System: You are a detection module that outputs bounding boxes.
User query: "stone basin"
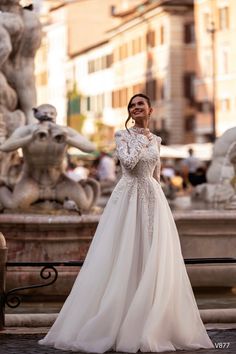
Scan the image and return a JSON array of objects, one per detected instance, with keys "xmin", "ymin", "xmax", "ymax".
[{"xmin": 1, "ymin": 209, "xmax": 236, "ymax": 298}]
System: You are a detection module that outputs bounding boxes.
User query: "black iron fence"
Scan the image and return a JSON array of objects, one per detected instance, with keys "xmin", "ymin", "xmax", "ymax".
[{"xmin": 0, "ymin": 235, "xmax": 236, "ymax": 330}]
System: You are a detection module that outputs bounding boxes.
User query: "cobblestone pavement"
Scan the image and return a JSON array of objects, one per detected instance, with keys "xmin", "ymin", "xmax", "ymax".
[{"xmin": 0, "ymin": 330, "xmax": 236, "ymax": 354}]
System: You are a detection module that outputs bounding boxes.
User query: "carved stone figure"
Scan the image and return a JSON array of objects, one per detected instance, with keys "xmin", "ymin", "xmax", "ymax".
[
  {"xmin": 0, "ymin": 0, "xmax": 42, "ymax": 123},
  {"xmin": 0, "ymin": 104, "xmax": 100, "ymax": 212},
  {"xmin": 195, "ymin": 127, "xmax": 236, "ymax": 204},
  {"xmin": 0, "ymin": 1, "xmax": 42, "ymax": 186}
]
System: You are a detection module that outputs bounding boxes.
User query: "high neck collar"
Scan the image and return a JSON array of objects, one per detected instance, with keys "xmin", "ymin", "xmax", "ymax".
[{"xmin": 131, "ymin": 126, "xmax": 150, "ymax": 134}]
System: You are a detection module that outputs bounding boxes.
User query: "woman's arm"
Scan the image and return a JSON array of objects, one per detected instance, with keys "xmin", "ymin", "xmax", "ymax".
[{"xmin": 115, "ymin": 130, "xmax": 149, "ymax": 170}]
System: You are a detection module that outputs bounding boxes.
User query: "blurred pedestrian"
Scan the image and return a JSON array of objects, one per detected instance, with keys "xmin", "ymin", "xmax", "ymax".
[
  {"xmin": 181, "ymin": 148, "xmax": 200, "ymax": 187},
  {"xmin": 97, "ymin": 151, "xmax": 116, "ymax": 184},
  {"xmin": 66, "ymin": 160, "xmax": 89, "ymax": 182}
]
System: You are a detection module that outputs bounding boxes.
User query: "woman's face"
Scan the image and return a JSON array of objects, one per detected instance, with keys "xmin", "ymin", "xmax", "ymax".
[{"xmin": 128, "ymin": 96, "xmax": 152, "ymax": 124}]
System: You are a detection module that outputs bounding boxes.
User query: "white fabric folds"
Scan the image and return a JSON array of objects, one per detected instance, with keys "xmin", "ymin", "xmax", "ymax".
[{"xmin": 39, "ymin": 129, "xmax": 214, "ymax": 352}]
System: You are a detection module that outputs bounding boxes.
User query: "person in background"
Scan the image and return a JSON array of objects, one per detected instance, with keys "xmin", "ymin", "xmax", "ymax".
[
  {"xmin": 97, "ymin": 151, "xmax": 116, "ymax": 185},
  {"xmin": 181, "ymin": 148, "xmax": 200, "ymax": 188},
  {"xmin": 171, "ymin": 170, "xmax": 184, "ymax": 191},
  {"xmin": 66, "ymin": 160, "xmax": 89, "ymax": 182}
]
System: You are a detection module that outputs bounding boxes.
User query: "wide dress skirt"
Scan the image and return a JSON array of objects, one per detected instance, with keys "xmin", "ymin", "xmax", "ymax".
[{"xmin": 39, "ymin": 169, "xmax": 214, "ymax": 352}]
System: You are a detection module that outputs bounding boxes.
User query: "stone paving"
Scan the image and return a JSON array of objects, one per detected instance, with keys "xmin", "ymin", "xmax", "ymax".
[{"xmin": 0, "ymin": 329, "xmax": 236, "ymax": 354}]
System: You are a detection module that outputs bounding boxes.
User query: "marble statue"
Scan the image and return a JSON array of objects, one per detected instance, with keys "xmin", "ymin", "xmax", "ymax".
[
  {"xmin": 0, "ymin": 0, "xmax": 42, "ymax": 186},
  {"xmin": 0, "ymin": 104, "xmax": 100, "ymax": 212},
  {"xmin": 195, "ymin": 127, "xmax": 236, "ymax": 204},
  {"xmin": 0, "ymin": 0, "xmax": 42, "ymax": 123}
]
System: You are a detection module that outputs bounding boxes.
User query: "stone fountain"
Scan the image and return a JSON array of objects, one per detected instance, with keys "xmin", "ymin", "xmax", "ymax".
[
  {"xmin": 0, "ymin": 1, "xmax": 101, "ymax": 298},
  {"xmin": 195, "ymin": 127, "xmax": 236, "ymax": 207},
  {"xmin": 0, "ymin": 1, "xmax": 235, "ymax": 303},
  {"xmin": 0, "ymin": 103, "xmax": 100, "ymax": 212}
]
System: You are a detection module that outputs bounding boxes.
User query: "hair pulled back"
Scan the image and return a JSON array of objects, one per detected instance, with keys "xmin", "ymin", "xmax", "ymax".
[{"xmin": 125, "ymin": 93, "xmax": 151, "ymax": 131}]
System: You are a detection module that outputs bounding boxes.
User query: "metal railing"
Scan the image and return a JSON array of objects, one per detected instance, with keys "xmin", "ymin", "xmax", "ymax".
[{"xmin": 0, "ymin": 233, "xmax": 236, "ymax": 330}]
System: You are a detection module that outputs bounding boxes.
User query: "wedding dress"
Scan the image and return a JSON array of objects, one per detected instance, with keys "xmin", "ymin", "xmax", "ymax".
[{"xmin": 39, "ymin": 127, "xmax": 214, "ymax": 353}]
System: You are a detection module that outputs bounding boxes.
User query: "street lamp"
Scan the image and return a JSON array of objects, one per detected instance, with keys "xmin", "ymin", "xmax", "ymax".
[{"xmin": 207, "ymin": 20, "xmax": 217, "ymax": 142}]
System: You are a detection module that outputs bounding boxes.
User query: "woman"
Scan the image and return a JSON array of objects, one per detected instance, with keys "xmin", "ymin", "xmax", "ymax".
[{"xmin": 39, "ymin": 94, "xmax": 214, "ymax": 352}]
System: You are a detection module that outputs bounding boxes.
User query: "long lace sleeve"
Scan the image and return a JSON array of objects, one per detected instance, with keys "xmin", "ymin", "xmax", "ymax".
[
  {"xmin": 115, "ymin": 130, "xmax": 149, "ymax": 170},
  {"xmin": 153, "ymin": 136, "xmax": 162, "ymax": 183}
]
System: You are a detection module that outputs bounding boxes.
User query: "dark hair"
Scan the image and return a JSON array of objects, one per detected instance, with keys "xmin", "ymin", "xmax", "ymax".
[{"xmin": 125, "ymin": 93, "xmax": 151, "ymax": 131}]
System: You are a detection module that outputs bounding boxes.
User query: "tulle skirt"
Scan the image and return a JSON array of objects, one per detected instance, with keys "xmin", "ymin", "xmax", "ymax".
[{"xmin": 39, "ymin": 177, "xmax": 214, "ymax": 352}]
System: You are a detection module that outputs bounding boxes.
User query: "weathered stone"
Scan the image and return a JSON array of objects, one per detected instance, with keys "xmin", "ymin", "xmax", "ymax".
[
  {"xmin": 0, "ymin": 105, "xmax": 100, "ymax": 211},
  {"xmin": 195, "ymin": 127, "xmax": 236, "ymax": 205},
  {"xmin": 0, "ymin": 1, "xmax": 42, "ymax": 186}
]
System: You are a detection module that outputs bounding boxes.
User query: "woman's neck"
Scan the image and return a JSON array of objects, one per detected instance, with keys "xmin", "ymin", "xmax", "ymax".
[
  {"xmin": 133, "ymin": 124, "xmax": 149, "ymax": 130},
  {"xmin": 132, "ymin": 126, "xmax": 150, "ymax": 134}
]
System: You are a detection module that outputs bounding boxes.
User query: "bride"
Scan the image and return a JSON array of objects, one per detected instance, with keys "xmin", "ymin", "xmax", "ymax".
[{"xmin": 39, "ymin": 93, "xmax": 214, "ymax": 353}]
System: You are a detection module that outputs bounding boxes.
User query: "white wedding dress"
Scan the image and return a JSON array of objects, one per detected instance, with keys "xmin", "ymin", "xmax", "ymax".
[{"xmin": 39, "ymin": 127, "xmax": 214, "ymax": 353}]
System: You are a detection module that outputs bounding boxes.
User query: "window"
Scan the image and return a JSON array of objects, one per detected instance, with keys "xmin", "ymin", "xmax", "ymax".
[
  {"xmin": 219, "ymin": 48, "xmax": 229, "ymax": 74},
  {"xmin": 145, "ymin": 79, "xmax": 156, "ymax": 101},
  {"xmin": 203, "ymin": 53, "xmax": 212, "ymax": 77},
  {"xmin": 159, "ymin": 78, "xmax": 165, "ymax": 100},
  {"xmin": 112, "ymin": 88, "xmax": 128, "ymax": 108},
  {"xmin": 120, "ymin": 88, "xmax": 127, "ymax": 107},
  {"xmin": 87, "ymin": 97, "xmax": 91, "ymax": 111},
  {"xmin": 88, "ymin": 60, "xmax": 95, "ymax": 74},
  {"xmin": 183, "ymin": 72, "xmax": 195, "ymax": 102},
  {"xmin": 118, "ymin": 46, "xmax": 122, "ymax": 60},
  {"xmin": 106, "ymin": 54, "xmax": 113, "ymax": 67},
  {"xmin": 132, "ymin": 83, "xmax": 143, "ymax": 95},
  {"xmin": 132, "ymin": 37, "xmax": 142, "ymax": 55},
  {"xmin": 160, "ymin": 25, "xmax": 165, "ymax": 45},
  {"xmin": 204, "ymin": 12, "xmax": 210, "ymax": 31},
  {"xmin": 146, "ymin": 30, "xmax": 156, "ymax": 48},
  {"xmin": 219, "ymin": 98, "xmax": 230, "ymax": 112},
  {"xmin": 101, "ymin": 56, "xmax": 106, "ymax": 70},
  {"xmin": 196, "ymin": 100, "xmax": 211, "ymax": 113},
  {"xmin": 88, "ymin": 54, "xmax": 113, "ymax": 72},
  {"xmin": 184, "ymin": 22, "xmax": 195, "ymax": 44},
  {"xmin": 119, "ymin": 44, "xmax": 128, "ymax": 60},
  {"xmin": 122, "ymin": 43, "xmax": 128, "ymax": 59},
  {"xmin": 96, "ymin": 94, "xmax": 104, "ymax": 113},
  {"xmin": 112, "ymin": 91, "xmax": 120, "ymax": 108},
  {"xmin": 202, "ymin": 101, "xmax": 211, "ymax": 113},
  {"xmin": 185, "ymin": 115, "xmax": 196, "ymax": 132},
  {"xmin": 94, "ymin": 58, "xmax": 100, "ymax": 71},
  {"xmin": 86, "ymin": 96, "xmax": 94, "ymax": 112},
  {"xmin": 218, "ymin": 6, "xmax": 229, "ymax": 30}
]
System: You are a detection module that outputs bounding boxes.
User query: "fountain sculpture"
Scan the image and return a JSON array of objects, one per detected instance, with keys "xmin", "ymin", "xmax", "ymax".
[
  {"xmin": 0, "ymin": 2, "xmax": 99, "ymax": 212},
  {"xmin": 0, "ymin": 0, "xmax": 42, "ymax": 186},
  {"xmin": 0, "ymin": 1, "xmax": 234, "ymax": 301},
  {"xmin": 0, "ymin": 104, "xmax": 100, "ymax": 212},
  {"xmin": 0, "ymin": 1, "xmax": 102, "ymax": 298},
  {"xmin": 195, "ymin": 127, "xmax": 236, "ymax": 207}
]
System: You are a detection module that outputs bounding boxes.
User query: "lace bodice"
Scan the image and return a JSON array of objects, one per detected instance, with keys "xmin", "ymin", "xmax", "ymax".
[{"xmin": 115, "ymin": 128, "xmax": 161, "ymax": 182}]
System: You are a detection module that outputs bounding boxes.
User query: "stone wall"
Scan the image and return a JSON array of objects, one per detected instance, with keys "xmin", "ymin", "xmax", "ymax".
[{"xmin": 2, "ymin": 210, "xmax": 236, "ymax": 298}]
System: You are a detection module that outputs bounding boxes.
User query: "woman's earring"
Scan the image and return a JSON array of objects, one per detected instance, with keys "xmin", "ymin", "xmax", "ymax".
[{"xmin": 132, "ymin": 119, "xmax": 134, "ymax": 124}]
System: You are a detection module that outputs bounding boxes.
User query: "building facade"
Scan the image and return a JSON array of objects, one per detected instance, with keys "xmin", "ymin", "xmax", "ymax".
[
  {"xmin": 194, "ymin": 0, "xmax": 236, "ymax": 141},
  {"xmin": 34, "ymin": 0, "xmax": 236, "ymax": 145},
  {"xmin": 35, "ymin": 0, "xmax": 122, "ymax": 126},
  {"xmin": 108, "ymin": 0, "xmax": 196, "ymax": 144},
  {"xmin": 66, "ymin": 1, "xmax": 196, "ymax": 144},
  {"xmin": 35, "ymin": 3, "xmax": 68, "ymax": 125}
]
